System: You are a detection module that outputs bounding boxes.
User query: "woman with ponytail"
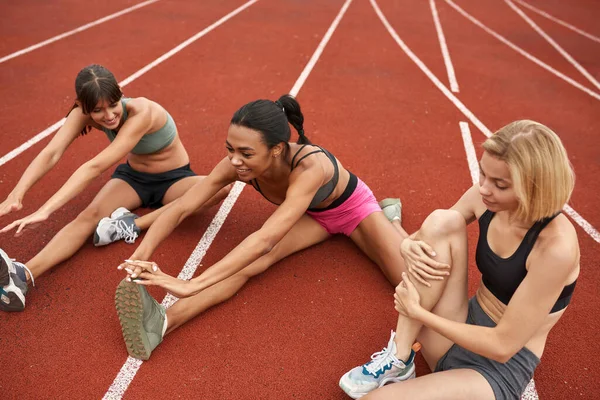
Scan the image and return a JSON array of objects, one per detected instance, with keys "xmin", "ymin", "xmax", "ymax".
[
  {"xmin": 0, "ymin": 64, "xmax": 229, "ymax": 312},
  {"xmin": 113, "ymin": 95, "xmax": 446, "ymax": 361}
]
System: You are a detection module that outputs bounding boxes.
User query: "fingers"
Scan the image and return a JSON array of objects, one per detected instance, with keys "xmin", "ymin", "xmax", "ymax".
[
  {"xmin": 123, "ymin": 260, "xmax": 158, "ymax": 278},
  {"xmin": 408, "ymin": 268, "xmax": 430, "ymax": 287},
  {"xmin": 415, "ymin": 262, "xmax": 448, "ymax": 279},
  {"xmin": 0, "ymin": 220, "xmax": 20, "ymax": 233}
]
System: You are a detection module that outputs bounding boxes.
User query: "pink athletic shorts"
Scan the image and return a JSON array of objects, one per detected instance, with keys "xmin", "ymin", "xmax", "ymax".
[{"xmin": 306, "ymin": 174, "xmax": 381, "ymax": 236}]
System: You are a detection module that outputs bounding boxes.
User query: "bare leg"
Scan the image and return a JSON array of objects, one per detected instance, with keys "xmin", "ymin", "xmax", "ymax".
[
  {"xmin": 349, "ymin": 210, "xmax": 466, "ymax": 362},
  {"xmin": 363, "ymin": 368, "xmax": 494, "ymax": 400},
  {"xmin": 165, "ymin": 215, "xmax": 330, "ymax": 334},
  {"xmin": 24, "ymin": 179, "xmax": 142, "ymax": 280},
  {"xmin": 133, "ymin": 177, "xmax": 232, "ymax": 231}
]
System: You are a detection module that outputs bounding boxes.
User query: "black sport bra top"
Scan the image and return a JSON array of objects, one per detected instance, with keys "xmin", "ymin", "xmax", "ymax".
[
  {"xmin": 250, "ymin": 145, "xmax": 339, "ymax": 210},
  {"xmin": 476, "ymin": 210, "xmax": 576, "ymax": 313}
]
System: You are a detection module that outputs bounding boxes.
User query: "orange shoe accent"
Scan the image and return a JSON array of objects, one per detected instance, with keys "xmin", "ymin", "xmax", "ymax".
[{"xmin": 411, "ymin": 342, "xmax": 422, "ymax": 353}]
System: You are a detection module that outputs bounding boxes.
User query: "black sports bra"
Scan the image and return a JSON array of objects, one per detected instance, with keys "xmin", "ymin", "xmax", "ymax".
[{"xmin": 475, "ymin": 210, "xmax": 576, "ymax": 313}]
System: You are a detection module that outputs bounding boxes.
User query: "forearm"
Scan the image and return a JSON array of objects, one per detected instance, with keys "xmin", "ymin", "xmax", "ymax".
[
  {"xmin": 11, "ymin": 150, "xmax": 60, "ymax": 199},
  {"xmin": 39, "ymin": 163, "xmax": 99, "ymax": 215},
  {"xmin": 413, "ymin": 307, "xmax": 508, "ymax": 362},
  {"xmin": 130, "ymin": 203, "xmax": 191, "ymax": 260},
  {"xmin": 187, "ymin": 233, "xmax": 270, "ymax": 295}
]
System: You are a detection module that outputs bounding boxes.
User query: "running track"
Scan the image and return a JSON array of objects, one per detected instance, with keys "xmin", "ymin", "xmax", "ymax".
[{"xmin": 0, "ymin": 0, "xmax": 598, "ymax": 398}]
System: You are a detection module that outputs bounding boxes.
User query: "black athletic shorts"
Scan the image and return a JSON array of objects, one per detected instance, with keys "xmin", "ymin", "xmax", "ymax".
[{"xmin": 111, "ymin": 162, "xmax": 196, "ymax": 208}]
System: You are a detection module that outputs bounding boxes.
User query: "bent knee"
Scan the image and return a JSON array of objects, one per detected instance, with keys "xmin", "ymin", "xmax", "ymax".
[
  {"xmin": 419, "ymin": 209, "xmax": 466, "ymax": 239},
  {"xmin": 75, "ymin": 204, "xmax": 105, "ymax": 225}
]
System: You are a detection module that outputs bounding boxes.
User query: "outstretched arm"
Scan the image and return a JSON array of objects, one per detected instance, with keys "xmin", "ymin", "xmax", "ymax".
[
  {"xmin": 131, "ymin": 166, "xmax": 323, "ymax": 297},
  {"xmin": 1, "ymin": 105, "xmax": 152, "ymax": 234},
  {"xmin": 127, "ymin": 157, "xmax": 237, "ymax": 262},
  {"xmin": 0, "ymin": 108, "xmax": 88, "ymax": 218}
]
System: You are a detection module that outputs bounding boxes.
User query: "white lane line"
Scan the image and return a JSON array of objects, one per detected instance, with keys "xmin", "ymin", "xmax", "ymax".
[
  {"xmin": 289, "ymin": 0, "xmax": 353, "ymax": 97},
  {"xmin": 459, "ymin": 122, "xmax": 478, "ymax": 184},
  {"xmin": 0, "ymin": 0, "xmax": 160, "ymax": 64},
  {"xmin": 0, "ymin": 0, "xmax": 259, "ymax": 168},
  {"xmin": 514, "ymin": 0, "xmax": 600, "ymax": 44},
  {"xmin": 563, "ymin": 205, "xmax": 600, "ymax": 243},
  {"xmin": 370, "ymin": 0, "xmax": 600, "ymax": 243},
  {"xmin": 443, "ymin": 0, "xmax": 600, "ymax": 101},
  {"xmin": 102, "ymin": 182, "xmax": 245, "ymax": 400},
  {"xmin": 505, "ymin": 0, "xmax": 600, "ymax": 92},
  {"xmin": 430, "ymin": 0, "xmax": 459, "ymax": 92},
  {"xmin": 103, "ymin": 0, "xmax": 354, "ymax": 398}
]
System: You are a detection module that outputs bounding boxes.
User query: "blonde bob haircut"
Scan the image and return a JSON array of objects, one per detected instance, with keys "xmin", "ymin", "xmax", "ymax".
[{"xmin": 482, "ymin": 120, "xmax": 575, "ymax": 223}]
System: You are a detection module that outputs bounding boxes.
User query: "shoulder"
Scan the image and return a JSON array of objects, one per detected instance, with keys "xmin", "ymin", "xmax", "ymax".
[
  {"xmin": 123, "ymin": 97, "xmax": 167, "ymax": 117},
  {"xmin": 530, "ymin": 214, "xmax": 579, "ymax": 278}
]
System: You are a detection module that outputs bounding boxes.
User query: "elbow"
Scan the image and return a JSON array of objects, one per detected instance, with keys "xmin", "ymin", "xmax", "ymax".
[
  {"xmin": 489, "ymin": 337, "xmax": 520, "ymax": 363},
  {"xmin": 253, "ymin": 233, "xmax": 277, "ymax": 257},
  {"xmin": 82, "ymin": 161, "xmax": 105, "ymax": 178}
]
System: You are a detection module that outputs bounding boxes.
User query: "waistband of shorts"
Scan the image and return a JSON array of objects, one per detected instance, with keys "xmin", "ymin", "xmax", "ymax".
[
  {"xmin": 307, "ymin": 171, "xmax": 357, "ymax": 213},
  {"xmin": 124, "ymin": 161, "xmax": 192, "ymax": 176}
]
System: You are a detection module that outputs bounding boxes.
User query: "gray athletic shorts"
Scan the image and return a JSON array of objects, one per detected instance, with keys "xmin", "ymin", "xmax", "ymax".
[{"xmin": 434, "ymin": 297, "xmax": 540, "ymax": 399}]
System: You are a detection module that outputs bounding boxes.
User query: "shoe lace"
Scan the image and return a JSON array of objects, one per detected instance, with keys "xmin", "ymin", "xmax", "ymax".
[
  {"xmin": 111, "ymin": 219, "xmax": 139, "ymax": 244},
  {"xmin": 364, "ymin": 332, "xmax": 405, "ymax": 376}
]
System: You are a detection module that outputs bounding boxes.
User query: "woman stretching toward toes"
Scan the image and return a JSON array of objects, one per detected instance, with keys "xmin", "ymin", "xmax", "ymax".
[
  {"xmin": 0, "ymin": 64, "xmax": 229, "ymax": 312},
  {"xmin": 113, "ymin": 95, "xmax": 450, "ymax": 361}
]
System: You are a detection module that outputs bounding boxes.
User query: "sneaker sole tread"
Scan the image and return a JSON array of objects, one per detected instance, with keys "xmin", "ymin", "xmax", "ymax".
[{"xmin": 115, "ymin": 279, "xmax": 152, "ymax": 360}]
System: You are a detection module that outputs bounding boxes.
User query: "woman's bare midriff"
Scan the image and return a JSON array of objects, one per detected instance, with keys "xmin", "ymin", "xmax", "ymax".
[
  {"xmin": 128, "ymin": 135, "xmax": 190, "ymax": 174},
  {"xmin": 475, "ymin": 283, "xmax": 565, "ymax": 359}
]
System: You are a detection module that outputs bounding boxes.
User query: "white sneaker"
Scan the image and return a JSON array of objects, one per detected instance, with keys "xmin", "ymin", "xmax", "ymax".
[
  {"xmin": 339, "ymin": 331, "xmax": 416, "ymax": 399},
  {"xmin": 378, "ymin": 198, "xmax": 402, "ymax": 225},
  {"xmin": 94, "ymin": 207, "xmax": 141, "ymax": 247},
  {"xmin": 0, "ymin": 249, "xmax": 32, "ymax": 312}
]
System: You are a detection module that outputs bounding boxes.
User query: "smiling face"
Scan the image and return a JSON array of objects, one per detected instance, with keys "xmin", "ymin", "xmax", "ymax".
[
  {"xmin": 226, "ymin": 124, "xmax": 283, "ymax": 181},
  {"xmin": 478, "ymin": 151, "xmax": 519, "ymax": 212},
  {"xmin": 88, "ymin": 98, "xmax": 123, "ymax": 130}
]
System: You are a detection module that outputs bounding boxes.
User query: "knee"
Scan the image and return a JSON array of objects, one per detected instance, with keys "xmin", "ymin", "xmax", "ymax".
[
  {"xmin": 418, "ymin": 209, "xmax": 466, "ymax": 241},
  {"xmin": 75, "ymin": 204, "xmax": 104, "ymax": 225}
]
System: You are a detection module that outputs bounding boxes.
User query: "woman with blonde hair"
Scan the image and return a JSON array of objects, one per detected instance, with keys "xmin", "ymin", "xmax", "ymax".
[{"xmin": 339, "ymin": 120, "xmax": 579, "ymax": 400}]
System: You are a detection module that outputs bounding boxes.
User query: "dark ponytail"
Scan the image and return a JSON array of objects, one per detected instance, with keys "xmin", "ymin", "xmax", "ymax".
[
  {"xmin": 231, "ymin": 94, "xmax": 311, "ymax": 150},
  {"xmin": 277, "ymin": 95, "xmax": 311, "ymax": 145},
  {"xmin": 67, "ymin": 64, "xmax": 123, "ymax": 135}
]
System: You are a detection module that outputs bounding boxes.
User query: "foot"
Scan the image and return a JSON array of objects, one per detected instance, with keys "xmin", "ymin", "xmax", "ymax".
[
  {"xmin": 115, "ymin": 279, "xmax": 167, "ymax": 360},
  {"xmin": 339, "ymin": 331, "xmax": 415, "ymax": 399},
  {"xmin": 378, "ymin": 198, "xmax": 402, "ymax": 225},
  {"xmin": 0, "ymin": 249, "xmax": 32, "ymax": 312},
  {"xmin": 94, "ymin": 207, "xmax": 141, "ymax": 247}
]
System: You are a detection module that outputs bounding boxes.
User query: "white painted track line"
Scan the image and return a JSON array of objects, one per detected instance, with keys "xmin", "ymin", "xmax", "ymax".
[
  {"xmin": 430, "ymin": 0, "xmax": 459, "ymax": 92},
  {"xmin": 505, "ymin": 0, "xmax": 600, "ymax": 92},
  {"xmin": 0, "ymin": 0, "xmax": 260, "ymax": 168},
  {"xmin": 514, "ymin": 0, "xmax": 600, "ymax": 44},
  {"xmin": 370, "ymin": 0, "xmax": 600, "ymax": 244},
  {"xmin": 103, "ymin": 0, "xmax": 354, "ymax": 398},
  {"xmin": 443, "ymin": 0, "xmax": 600, "ymax": 101},
  {"xmin": 0, "ymin": 0, "xmax": 160, "ymax": 64}
]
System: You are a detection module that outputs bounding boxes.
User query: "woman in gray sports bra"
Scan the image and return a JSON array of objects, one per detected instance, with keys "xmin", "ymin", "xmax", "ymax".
[
  {"xmin": 0, "ymin": 64, "xmax": 230, "ymax": 313},
  {"xmin": 111, "ymin": 94, "xmax": 447, "ymax": 361}
]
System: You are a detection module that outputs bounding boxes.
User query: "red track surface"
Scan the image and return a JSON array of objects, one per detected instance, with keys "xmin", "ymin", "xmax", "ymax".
[{"xmin": 0, "ymin": 0, "xmax": 598, "ymax": 398}]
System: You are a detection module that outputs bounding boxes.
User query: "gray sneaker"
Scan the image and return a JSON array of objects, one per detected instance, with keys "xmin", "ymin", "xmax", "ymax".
[
  {"xmin": 115, "ymin": 279, "xmax": 166, "ymax": 360},
  {"xmin": 339, "ymin": 331, "xmax": 415, "ymax": 398},
  {"xmin": 378, "ymin": 198, "xmax": 402, "ymax": 224},
  {"xmin": 0, "ymin": 249, "xmax": 30, "ymax": 312},
  {"xmin": 94, "ymin": 207, "xmax": 140, "ymax": 246}
]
